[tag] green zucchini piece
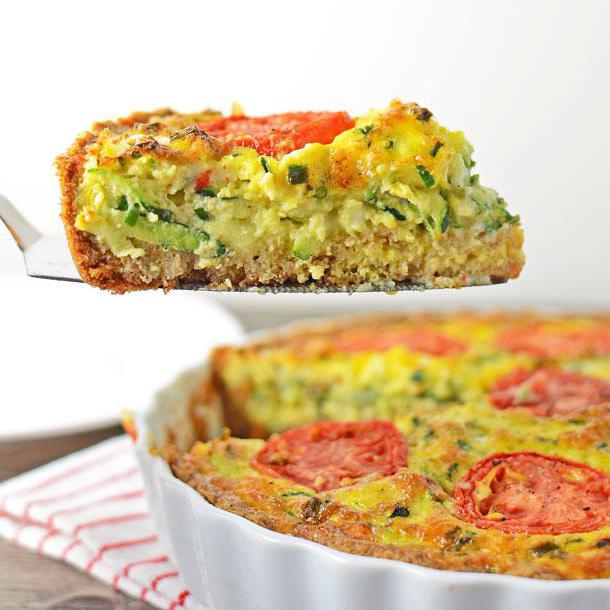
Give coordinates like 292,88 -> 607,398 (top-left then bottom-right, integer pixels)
122,215 -> 210,252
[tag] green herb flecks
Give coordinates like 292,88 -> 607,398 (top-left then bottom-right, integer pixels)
197,188 -> 217,198
470,195 -> 489,212
495,199 -> 520,225
214,241 -> 228,257
280,491 -> 313,498
362,186 -> 378,203
532,541 -> 560,556
498,209 -> 521,226
313,186 -> 328,199
382,206 -> 406,221
440,205 -> 450,233
194,208 -> 210,221
447,463 -> 459,479
116,195 -> 129,211
358,124 -> 374,135
385,140 -> 394,149
397,197 -> 436,235
416,165 -> 435,189
124,204 -> 140,226
456,439 -> 471,451
287,165 -> 308,185
564,538 -> 584,546
404,199 -> 430,229
260,156 -> 271,173
484,219 -> 503,232
534,435 -> 558,446
430,141 -> 444,157
567,418 -> 586,426
442,526 -> 475,551
141,203 -> 174,223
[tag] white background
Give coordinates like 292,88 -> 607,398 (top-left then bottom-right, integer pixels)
0,0 -> 609,434
1,0 -> 609,302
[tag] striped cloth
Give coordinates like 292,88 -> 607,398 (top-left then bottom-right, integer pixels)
0,435 -> 207,610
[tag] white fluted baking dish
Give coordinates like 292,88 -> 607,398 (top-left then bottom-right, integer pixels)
134,319 -> 610,610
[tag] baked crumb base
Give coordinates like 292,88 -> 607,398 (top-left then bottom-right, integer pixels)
61,213 -> 524,294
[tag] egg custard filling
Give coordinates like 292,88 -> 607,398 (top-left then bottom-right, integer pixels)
57,100 -> 524,292
209,313 -> 610,437
160,312 -> 610,579
165,408 -> 610,579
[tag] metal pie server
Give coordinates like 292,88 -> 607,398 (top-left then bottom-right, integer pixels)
1,193 -> 82,282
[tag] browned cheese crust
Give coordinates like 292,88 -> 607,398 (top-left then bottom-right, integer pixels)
165,444 -> 579,579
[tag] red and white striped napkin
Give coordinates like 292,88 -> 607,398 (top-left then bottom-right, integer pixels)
0,435 -> 207,610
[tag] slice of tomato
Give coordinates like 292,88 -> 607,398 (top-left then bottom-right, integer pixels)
198,111 -> 354,157
496,325 -> 610,358
489,367 -> 610,417
194,169 -> 212,190
454,452 -> 610,534
251,420 -> 407,492
332,328 -> 467,357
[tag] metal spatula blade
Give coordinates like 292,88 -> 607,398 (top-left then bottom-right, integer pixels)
23,233 -> 82,282
0,194 -> 80,282
1,194 -> 504,292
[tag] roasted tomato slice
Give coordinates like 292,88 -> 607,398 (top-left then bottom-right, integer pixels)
198,111 -> 354,157
454,452 -> 610,534
332,328 -> 467,356
496,325 -> 610,358
251,420 -> 407,492
489,368 -> 610,417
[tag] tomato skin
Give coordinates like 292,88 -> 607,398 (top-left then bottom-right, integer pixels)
332,328 -> 467,356
195,169 -> 212,190
454,452 -> 610,535
496,325 -> 610,358
198,111 -> 354,157
251,420 -> 407,492
489,367 -> 610,417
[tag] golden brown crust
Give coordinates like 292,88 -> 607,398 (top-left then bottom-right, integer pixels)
167,449 -> 570,579
209,353 -> 263,438
56,130 -> 154,293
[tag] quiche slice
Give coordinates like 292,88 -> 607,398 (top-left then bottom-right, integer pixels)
166,415 -> 610,579
56,100 -> 524,292
209,313 -> 610,437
